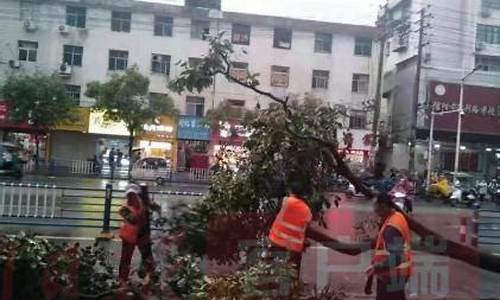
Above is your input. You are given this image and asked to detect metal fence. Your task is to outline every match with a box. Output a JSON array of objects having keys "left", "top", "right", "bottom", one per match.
[
  {"left": 0, "top": 182, "right": 204, "bottom": 233},
  {"left": 473, "top": 209, "right": 500, "bottom": 253}
]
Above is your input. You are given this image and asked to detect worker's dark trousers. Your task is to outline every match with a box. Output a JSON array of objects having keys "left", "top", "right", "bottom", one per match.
[
  {"left": 376, "top": 278, "right": 407, "bottom": 300},
  {"left": 119, "top": 241, "right": 154, "bottom": 281}
]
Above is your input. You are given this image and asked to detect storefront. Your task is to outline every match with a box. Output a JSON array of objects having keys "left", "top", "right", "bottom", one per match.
[
  {"left": 136, "top": 116, "right": 177, "bottom": 168},
  {"left": 337, "top": 129, "right": 372, "bottom": 171},
  {"left": 50, "top": 108, "right": 91, "bottom": 161},
  {"left": 0, "top": 102, "right": 48, "bottom": 162},
  {"left": 88, "top": 111, "right": 130, "bottom": 162},
  {"left": 424, "top": 81, "right": 500, "bottom": 178},
  {"left": 177, "top": 116, "right": 211, "bottom": 170}
]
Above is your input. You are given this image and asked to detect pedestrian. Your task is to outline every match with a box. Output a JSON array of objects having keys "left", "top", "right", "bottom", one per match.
[
  {"left": 366, "top": 193, "right": 413, "bottom": 300},
  {"left": 118, "top": 184, "right": 158, "bottom": 283},
  {"left": 117, "top": 149, "right": 123, "bottom": 168},
  {"left": 109, "top": 148, "right": 116, "bottom": 179}
]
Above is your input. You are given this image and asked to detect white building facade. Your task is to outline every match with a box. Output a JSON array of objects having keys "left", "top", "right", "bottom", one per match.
[
  {"left": 383, "top": 0, "right": 500, "bottom": 178},
  {"left": 0, "top": 0, "right": 379, "bottom": 167}
]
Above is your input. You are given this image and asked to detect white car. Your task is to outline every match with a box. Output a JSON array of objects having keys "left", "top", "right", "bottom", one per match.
[{"left": 130, "top": 157, "right": 172, "bottom": 181}]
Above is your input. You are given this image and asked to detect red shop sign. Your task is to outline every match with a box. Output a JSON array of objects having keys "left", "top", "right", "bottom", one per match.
[
  {"left": 211, "top": 121, "right": 250, "bottom": 147},
  {"left": 430, "top": 81, "right": 500, "bottom": 135},
  {"left": 0, "top": 102, "right": 34, "bottom": 131}
]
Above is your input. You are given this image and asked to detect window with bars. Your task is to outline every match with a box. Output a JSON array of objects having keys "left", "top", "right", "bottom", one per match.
[
  {"left": 312, "top": 70, "right": 330, "bottom": 89},
  {"left": 475, "top": 55, "right": 500, "bottom": 71},
  {"left": 349, "top": 110, "right": 367, "bottom": 129},
  {"left": 191, "top": 20, "right": 210, "bottom": 40},
  {"left": 66, "top": 6, "right": 86, "bottom": 28},
  {"left": 18, "top": 40, "right": 38, "bottom": 62},
  {"left": 65, "top": 85, "right": 81, "bottom": 105},
  {"left": 315, "top": 32, "right": 333, "bottom": 53},
  {"left": 232, "top": 23, "right": 251, "bottom": 45},
  {"left": 271, "top": 65, "right": 290, "bottom": 87},
  {"left": 111, "top": 11, "right": 131, "bottom": 32},
  {"left": 108, "top": 50, "right": 128, "bottom": 71},
  {"left": 273, "top": 28, "right": 292, "bottom": 49},
  {"left": 352, "top": 73, "right": 370, "bottom": 93},
  {"left": 186, "top": 96, "right": 205, "bottom": 117},
  {"left": 63, "top": 45, "right": 83, "bottom": 66},
  {"left": 230, "top": 62, "right": 249, "bottom": 81},
  {"left": 354, "top": 37, "right": 372, "bottom": 56},
  {"left": 154, "top": 15, "right": 173, "bottom": 36},
  {"left": 151, "top": 54, "right": 171, "bottom": 75},
  {"left": 477, "top": 24, "right": 500, "bottom": 44}
]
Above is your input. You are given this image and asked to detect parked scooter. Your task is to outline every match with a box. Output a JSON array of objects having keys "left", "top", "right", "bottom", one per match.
[
  {"left": 389, "top": 177, "right": 414, "bottom": 213},
  {"left": 450, "top": 185, "right": 479, "bottom": 208}
]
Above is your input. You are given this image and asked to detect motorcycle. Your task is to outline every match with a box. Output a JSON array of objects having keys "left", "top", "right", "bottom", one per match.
[{"left": 450, "top": 186, "right": 480, "bottom": 208}]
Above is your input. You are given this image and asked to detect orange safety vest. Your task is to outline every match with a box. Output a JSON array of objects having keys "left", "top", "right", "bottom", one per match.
[
  {"left": 119, "top": 200, "right": 144, "bottom": 245},
  {"left": 372, "top": 211, "right": 413, "bottom": 281},
  {"left": 268, "top": 195, "right": 312, "bottom": 253}
]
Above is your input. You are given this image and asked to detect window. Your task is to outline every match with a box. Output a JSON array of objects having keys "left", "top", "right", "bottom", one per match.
[
  {"left": 354, "top": 37, "right": 372, "bottom": 56},
  {"left": 65, "top": 85, "right": 81, "bottom": 105},
  {"left": 483, "top": 0, "right": 500, "bottom": 10},
  {"left": 230, "top": 62, "right": 248, "bottom": 81},
  {"left": 349, "top": 110, "right": 367, "bottom": 129},
  {"left": 66, "top": 6, "right": 86, "bottom": 28},
  {"left": 111, "top": 11, "right": 131, "bottom": 32},
  {"left": 475, "top": 55, "right": 500, "bottom": 71},
  {"left": 186, "top": 96, "right": 205, "bottom": 117},
  {"left": 154, "top": 15, "right": 173, "bottom": 36},
  {"left": 108, "top": 50, "right": 128, "bottom": 71},
  {"left": 191, "top": 20, "right": 210, "bottom": 40},
  {"left": 273, "top": 28, "right": 292, "bottom": 49},
  {"left": 228, "top": 99, "right": 245, "bottom": 107},
  {"left": 315, "top": 32, "right": 332, "bottom": 53},
  {"left": 271, "top": 65, "right": 290, "bottom": 87},
  {"left": 188, "top": 57, "right": 202, "bottom": 68},
  {"left": 232, "top": 23, "right": 251, "bottom": 45},
  {"left": 312, "top": 70, "right": 330, "bottom": 89},
  {"left": 352, "top": 73, "right": 370, "bottom": 93},
  {"left": 18, "top": 40, "right": 38, "bottom": 62},
  {"left": 151, "top": 54, "right": 171, "bottom": 75},
  {"left": 477, "top": 24, "right": 500, "bottom": 44},
  {"left": 63, "top": 45, "right": 83, "bottom": 66}
]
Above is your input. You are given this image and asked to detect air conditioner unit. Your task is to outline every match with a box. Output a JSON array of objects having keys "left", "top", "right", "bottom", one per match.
[
  {"left": 8, "top": 60, "right": 20, "bottom": 69},
  {"left": 58, "top": 24, "right": 70, "bottom": 34},
  {"left": 481, "top": 8, "right": 491, "bottom": 18},
  {"left": 476, "top": 42, "right": 485, "bottom": 51},
  {"left": 23, "top": 20, "right": 38, "bottom": 32},
  {"left": 152, "top": 55, "right": 161, "bottom": 63},
  {"left": 58, "top": 63, "right": 72, "bottom": 76}
]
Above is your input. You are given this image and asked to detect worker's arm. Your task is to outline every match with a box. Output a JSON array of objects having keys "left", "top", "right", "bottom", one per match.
[{"left": 306, "top": 223, "right": 372, "bottom": 256}]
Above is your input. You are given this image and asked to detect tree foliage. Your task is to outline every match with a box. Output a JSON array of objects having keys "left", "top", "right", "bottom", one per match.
[{"left": 1, "top": 73, "right": 77, "bottom": 130}]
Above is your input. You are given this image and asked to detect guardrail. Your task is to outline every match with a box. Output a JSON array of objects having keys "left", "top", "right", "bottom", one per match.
[
  {"left": 189, "top": 168, "right": 213, "bottom": 182},
  {"left": 0, "top": 182, "right": 204, "bottom": 234},
  {"left": 472, "top": 209, "right": 500, "bottom": 253}
]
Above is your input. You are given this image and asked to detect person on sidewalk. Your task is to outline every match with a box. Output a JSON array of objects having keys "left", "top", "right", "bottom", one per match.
[
  {"left": 118, "top": 184, "right": 155, "bottom": 283},
  {"left": 366, "top": 193, "right": 413, "bottom": 300}
]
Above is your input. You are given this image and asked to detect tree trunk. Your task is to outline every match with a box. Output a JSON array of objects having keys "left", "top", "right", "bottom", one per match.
[{"left": 128, "top": 131, "right": 134, "bottom": 177}]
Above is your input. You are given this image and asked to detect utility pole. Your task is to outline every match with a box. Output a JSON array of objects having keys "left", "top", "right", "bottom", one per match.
[{"left": 409, "top": 7, "right": 427, "bottom": 175}]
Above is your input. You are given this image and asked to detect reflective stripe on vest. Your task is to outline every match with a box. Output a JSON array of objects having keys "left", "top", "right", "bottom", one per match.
[
  {"left": 372, "top": 211, "right": 413, "bottom": 280},
  {"left": 268, "top": 195, "right": 312, "bottom": 252}
]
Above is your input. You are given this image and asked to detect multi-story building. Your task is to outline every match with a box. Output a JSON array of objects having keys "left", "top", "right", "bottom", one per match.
[
  {"left": 0, "top": 0, "right": 378, "bottom": 169},
  {"left": 383, "top": 0, "right": 500, "bottom": 178}
]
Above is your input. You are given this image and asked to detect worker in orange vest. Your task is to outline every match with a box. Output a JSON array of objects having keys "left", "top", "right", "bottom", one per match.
[
  {"left": 118, "top": 184, "right": 155, "bottom": 283},
  {"left": 366, "top": 193, "right": 413, "bottom": 300}
]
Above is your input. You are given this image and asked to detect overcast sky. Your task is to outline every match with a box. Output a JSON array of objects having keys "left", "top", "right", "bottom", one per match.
[{"left": 144, "top": 0, "right": 384, "bottom": 26}]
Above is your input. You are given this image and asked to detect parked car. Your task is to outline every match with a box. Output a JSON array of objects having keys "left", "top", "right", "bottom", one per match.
[
  {"left": 130, "top": 157, "right": 172, "bottom": 184},
  {"left": 0, "top": 142, "right": 24, "bottom": 179}
]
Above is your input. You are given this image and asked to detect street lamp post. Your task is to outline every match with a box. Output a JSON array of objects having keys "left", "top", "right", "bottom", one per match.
[{"left": 453, "top": 67, "right": 480, "bottom": 180}]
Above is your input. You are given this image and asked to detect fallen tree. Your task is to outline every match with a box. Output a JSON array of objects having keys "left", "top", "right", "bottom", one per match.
[{"left": 168, "top": 33, "right": 500, "bottom": 277}]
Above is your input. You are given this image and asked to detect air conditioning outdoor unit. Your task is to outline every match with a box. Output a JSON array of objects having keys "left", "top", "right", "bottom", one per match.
[
  {"left": 8, "top": 60, "right": 21, "bottom": 69},
  {"left": 481, "top": 8, "right": 491, "bottom": 18},
  {"left": 59, "top": 63, "right": 72, "bottom": 76},
  {"left": 152, "top": 55, "right": 161, "bottom": 63},
  {"left": 58, "top": 24, "right": 70, "bottom": 34},
  {"left": 23, "top": 20, "right": 38, "bottom": 32}
]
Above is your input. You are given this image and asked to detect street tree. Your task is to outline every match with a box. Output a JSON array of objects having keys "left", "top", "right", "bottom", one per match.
[
  {"left": 1, "top": 73, "right": 77, "bottom": 164},
  {"left": 169, "top": 33, "right": 500, "bottom": 277},
  {"left": 85, "top": 66, "right": 177, "bottom": 173}
]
